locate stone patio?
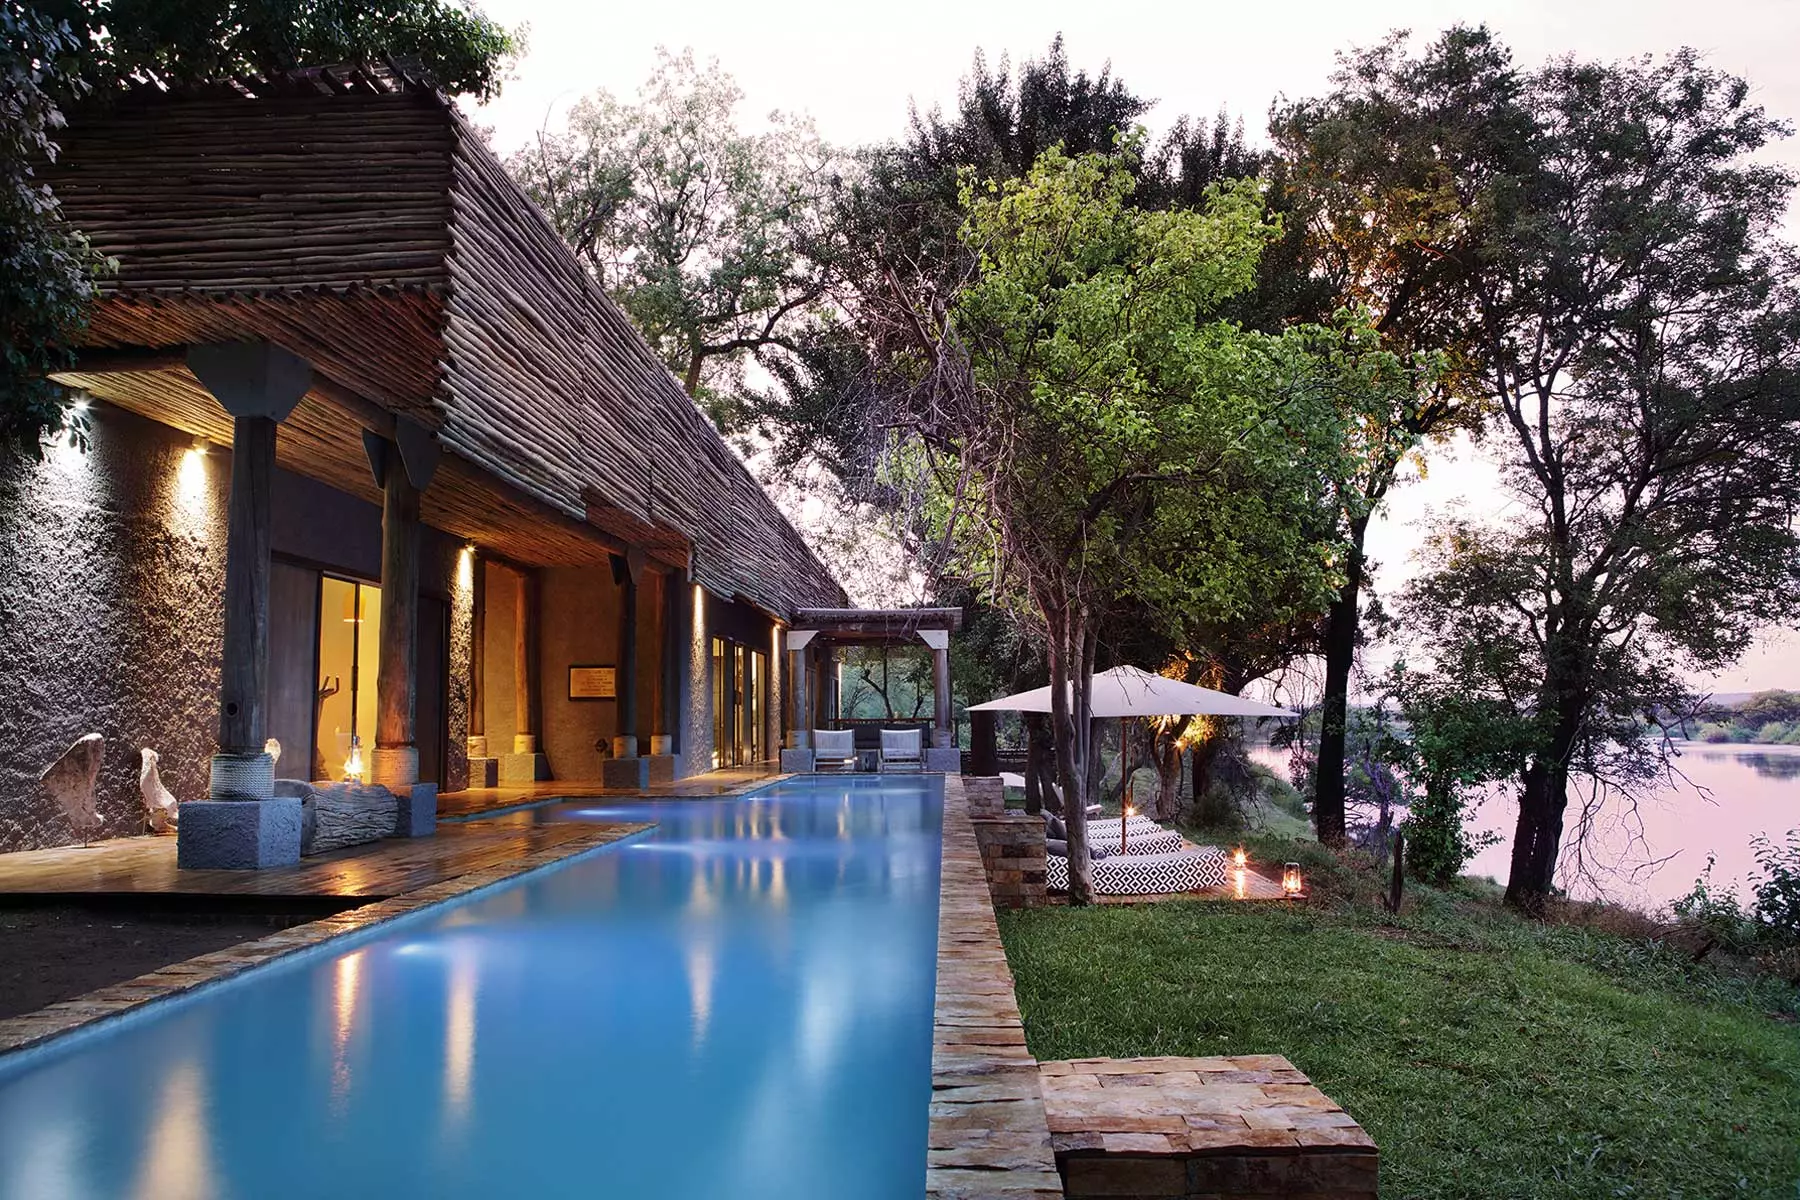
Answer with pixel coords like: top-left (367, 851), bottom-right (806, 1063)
top-left (1040, 1055), bottom-right (1377, 1199)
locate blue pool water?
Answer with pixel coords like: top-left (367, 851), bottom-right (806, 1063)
top-left (0, 776), bottom-right (945, 1199)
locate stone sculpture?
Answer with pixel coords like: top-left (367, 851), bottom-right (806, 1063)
top-left (264, 738), bottom-right (282, 768)
top-left (42, 733), bottom-right (104, 845)
top-left (139, 747), bottom-right (180, 833)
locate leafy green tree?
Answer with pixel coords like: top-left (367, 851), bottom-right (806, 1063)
top-left (1, 3), bottom-right (102, 457)
top-left (1436, 47), bottom-right (1800, 912)
top-left (37, 0), bottom-right (515, 98)
top-left (507, 49), bottom-right (836, 430)
top-left (864, 147), bottom-right (1381, 901)
top-left (1382, 663), bottom-right (1524, 884)
top-left (2, 0), bottom-right (516, 455)
top-left (1268, 26), bottom-right (1534, 845)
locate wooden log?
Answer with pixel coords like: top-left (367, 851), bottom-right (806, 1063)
top-left (303, 783), bottom-right (400, 855)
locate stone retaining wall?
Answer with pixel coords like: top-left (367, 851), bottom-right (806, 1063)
top-left (926, 774), bottom-right (1063, 1198)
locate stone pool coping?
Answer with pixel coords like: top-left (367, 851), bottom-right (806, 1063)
top-left (0, 820), bottom-right (651, 1060)
top-left (928, 774), bottom-right (1065, 1198)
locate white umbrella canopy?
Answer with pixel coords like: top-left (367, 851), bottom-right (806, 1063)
top-left (966, 665), bottom-right (1296, 719)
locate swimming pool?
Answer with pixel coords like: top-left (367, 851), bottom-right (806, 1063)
top-left (0, 775), bottom-right (945, 1198)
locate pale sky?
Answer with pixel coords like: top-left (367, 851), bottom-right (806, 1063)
top-left (472, 0), bottom-right (1800, 693)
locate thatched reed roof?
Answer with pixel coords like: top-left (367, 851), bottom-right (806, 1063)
top-left (44, 75), bottom-right (845, 616)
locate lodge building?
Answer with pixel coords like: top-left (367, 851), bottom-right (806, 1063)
top-left (0, 64), bottom-right (958, 861)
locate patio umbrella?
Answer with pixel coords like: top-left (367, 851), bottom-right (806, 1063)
top-left (967, 665), bottom-right (1296, 719)
top-left (969, 666), bottom-right (1296, 853)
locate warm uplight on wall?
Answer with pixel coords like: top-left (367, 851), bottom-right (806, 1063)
top-left (178, 445), bottom-right (208, 503)
top-left (456, 543), bottom-right (476, 593)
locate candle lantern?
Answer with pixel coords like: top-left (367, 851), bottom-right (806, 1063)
top-left (344, 735), bottom-right (365, 784)
top-left (1281, 862), bottom-right (1305, 896)
top-left (1232, 846), bottom-right (1248, 868)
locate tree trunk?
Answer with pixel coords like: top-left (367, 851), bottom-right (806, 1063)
top-left (1048, 606), bottom-right (1097, 905)
top-left (1023, 713), bottom-right (1050, 816)
top-left (1504, 693), bottom-right (1582, 913)
top-left (1150, 717), bottom-right (1191, 821)
top-left (1313, 516), bottom-right (1369, 846)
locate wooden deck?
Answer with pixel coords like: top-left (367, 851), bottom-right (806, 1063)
top-left (0, 818), bottom-right (630, 903)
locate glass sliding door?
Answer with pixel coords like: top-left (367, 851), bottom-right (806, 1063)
top-left (711, 637), bottom-right (728, 769)
top-left (317, 576), bottom-right (380, 782)
top-left (709, 636), bottom-right (770, 768)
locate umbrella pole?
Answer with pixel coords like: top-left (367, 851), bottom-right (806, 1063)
top-left (1121, 716), bottom-right (1129, 855)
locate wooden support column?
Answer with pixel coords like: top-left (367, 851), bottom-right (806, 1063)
top-left (786, 630), bottom-right (817, 748)
top-left (513, 568), bottom-right (539, 754)
top-left (363, 421), bottom-right (439, 790)
top-left (468, 558), bottom-right (487, 755)
top-left (217, 414), bottom-right (278, 755)
top-left (612, 550), bottom-right (644, 758)
top-left (185, 342), bottom-right (310, 806)
top-left (920, 629), bottom-right (953, 748)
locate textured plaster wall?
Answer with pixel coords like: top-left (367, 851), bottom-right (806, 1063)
top-left (0, 406), bottom-right (229, 851)
top-left (538, 565), bottom-right (621, 780)
top-left (0, 404), bottom-right (472, 852)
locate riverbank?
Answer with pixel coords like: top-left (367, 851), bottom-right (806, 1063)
top-left (999, 872), bottom-right (1800, 1199)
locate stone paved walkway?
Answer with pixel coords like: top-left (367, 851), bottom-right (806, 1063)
top-left (928, 775), bottom-right (1065, 1198)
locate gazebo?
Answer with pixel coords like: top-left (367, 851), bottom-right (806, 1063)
top-left (781, 607), bottom-right (964, 773)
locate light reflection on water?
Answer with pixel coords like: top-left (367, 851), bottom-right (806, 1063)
top-left (0, 777), bottom-right (944, 1199)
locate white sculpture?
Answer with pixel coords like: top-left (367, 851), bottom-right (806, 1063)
top-left (42, 733), bottom-right (104, 845)
top-left (264, 738), bottom-right (282, 767)
top-left (139, 747), bottom-right (179, 833)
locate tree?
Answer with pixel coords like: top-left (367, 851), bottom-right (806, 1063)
top-left (1382, 661), bottom-right (1526, 884)
top-left (862, 146), bottom-right (1379, 901)
top-left (1398, 44), bottom-right (1800, 910)
top-left (507, 49), bottom-right (836, 430)
top-left (2, 0), bottom-right (517, 455)
top-left (1, 3), bottom-right (102, 457)
top-left (1269, 26), bottom-right (1534, 843)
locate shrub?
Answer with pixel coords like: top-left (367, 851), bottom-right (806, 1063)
top-left (1750, 830), bottom-right (1800, 947)
top-left (1756, 721), bottom-right (1790, 743)
top-left (1400, 787), bottom-right (1501, 886)
top-left (1669, 855), bottom-right (1761, 955)
top-left (1698, 722), bottom-right (1736, 743)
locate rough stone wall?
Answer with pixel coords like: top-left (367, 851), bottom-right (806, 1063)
top-left (681, 580), bottom-right (712, 779)
top-left (972, 790), bottom-right (1048, 910)
top-left (444, 545), bottom-right (473, 793)
top-left (0, 406), bottom-right (229, 851)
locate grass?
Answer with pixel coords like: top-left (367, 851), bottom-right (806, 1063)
top-left (999, 875), bottom-right (1800, 1199)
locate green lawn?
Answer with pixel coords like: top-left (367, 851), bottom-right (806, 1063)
top-left (999, 892), bottom-right (1800, 1200)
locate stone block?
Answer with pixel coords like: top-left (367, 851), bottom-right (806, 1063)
top-left (393, 783), bottom-right (436, 838)
top-left (499, 751), bottom-right (549, 784)
top-left (602, 756), bottom-right (651, 790)
top-left (925, 747), bottom-right (963, 774)
top-left (780, 748), bottom-right (815, 773)
top-left (964, 775), bottom-right (1005, 816)
top-left (468, 756), bottom-right (499, 788)
top-left (646, 754), bottom-right (677, 785)
top-left (177, 798), bottom-right (302, 869)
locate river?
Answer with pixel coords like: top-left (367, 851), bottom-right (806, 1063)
top-left (1256, 741), bottom-right (1798, 911)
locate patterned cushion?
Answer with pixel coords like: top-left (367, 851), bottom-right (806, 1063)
top-left (1046, 847), bottom-right (1230, 896)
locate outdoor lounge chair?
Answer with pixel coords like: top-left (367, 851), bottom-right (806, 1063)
top-left (879, 728), bottom-right (924, 771)
top-left (812, 729), bottom-right (857, 772)
top-left (1046, 845), bottom-right (1230, 896)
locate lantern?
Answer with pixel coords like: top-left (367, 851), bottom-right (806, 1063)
top-left (1281, 862), bottom-right (1305, 896)
top-left (1232, 846), bottom-right (1248, 868)
top-left (344, 734), bottom-right (365, 784)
